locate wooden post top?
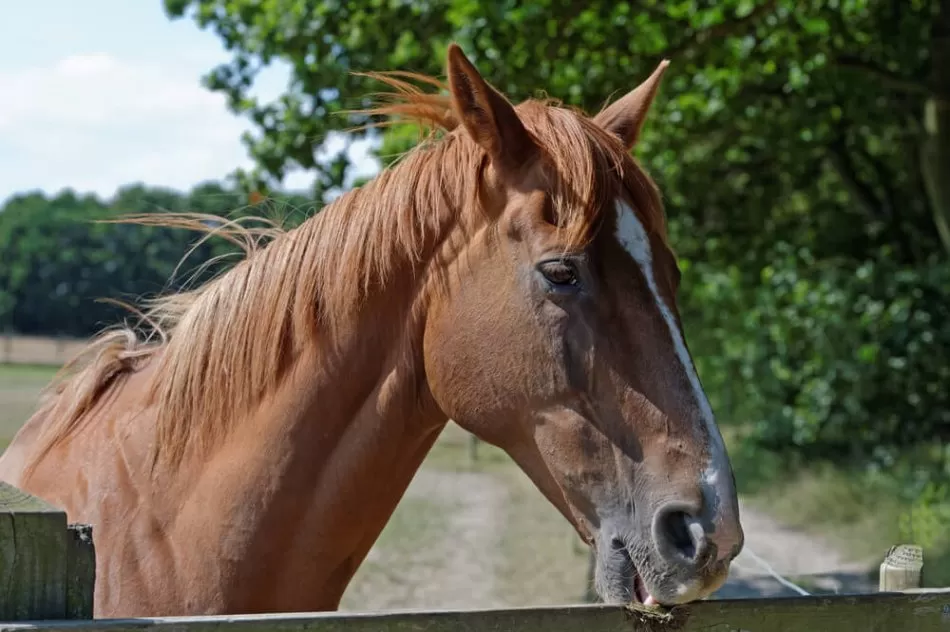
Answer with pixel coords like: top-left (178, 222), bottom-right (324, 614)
top-left (0, 482), bottom-right (64, 515)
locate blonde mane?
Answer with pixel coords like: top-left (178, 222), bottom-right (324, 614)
top-left (25, 71), bottom-right (669, 471)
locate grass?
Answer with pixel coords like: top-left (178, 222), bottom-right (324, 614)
top-left (0, 363), bottom-right (57, 451)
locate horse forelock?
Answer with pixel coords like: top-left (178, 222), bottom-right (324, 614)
top-left (24, 70), bottom-right (670, 473)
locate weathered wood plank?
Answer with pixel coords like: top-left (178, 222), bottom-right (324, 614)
top-left (3, 591), bottom-right (950, 632)
top-left (64, 525), bottom-right (95, 620)
top-left (0, 482), bottom-right (69, 621)
top-left (880, 544), bottom-right (924, 591)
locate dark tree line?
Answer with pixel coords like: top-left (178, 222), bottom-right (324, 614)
top-left (0, 182), bottom-right (315, 338)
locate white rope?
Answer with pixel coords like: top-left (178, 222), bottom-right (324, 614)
top-left (741, 547), bottom-right (812, 596)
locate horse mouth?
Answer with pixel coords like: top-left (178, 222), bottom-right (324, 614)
top-left (632, 572), bottom-right (657, 605)
top-left (614, 540), bottom-right (658, 606)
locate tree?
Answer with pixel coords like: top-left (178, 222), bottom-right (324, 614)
top-left (0, 183), bottom-right (308, 338)
top-left (163, 0), bottom-right (946, 258)
top-left (162, 0), bottom-right (950, 474)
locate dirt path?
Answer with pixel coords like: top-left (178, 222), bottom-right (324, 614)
top-left (714, 499), bottom-right (876, 599)
top-left (402, 469), bottom-right (507, 608)
top-left (339, 468), bottom-right (509, 611)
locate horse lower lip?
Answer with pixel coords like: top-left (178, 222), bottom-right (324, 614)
top-left (621, 551), bottom-right (657, 605)
top-left (633, 573), bottom-right (655, 604)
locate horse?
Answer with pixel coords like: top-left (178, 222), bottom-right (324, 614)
top-left (0, 44), bottom-right (744, 617)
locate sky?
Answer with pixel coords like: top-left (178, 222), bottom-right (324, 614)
top-left (0, 1), bottom-right (380, 202)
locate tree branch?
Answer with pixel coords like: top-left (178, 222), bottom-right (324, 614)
top-left (833, 55), bottom-right (933, 97)
top-left (855, 147), bottom-right (898, 221)
top-left (826, 137), bottom-right (885, 220)
top-left (857, 144), bottom-right (917, 261)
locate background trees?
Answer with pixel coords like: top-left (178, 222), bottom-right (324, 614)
top-left (0, 182), bottom-right (314, 337)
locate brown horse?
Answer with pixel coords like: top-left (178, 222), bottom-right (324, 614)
top-left (0, 45), bottom-right (743, 617)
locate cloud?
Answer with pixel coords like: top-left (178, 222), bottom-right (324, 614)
top-left (0, 53), bottom-right (226, 128)
top-left (0, 52), bottom-right (378, 200)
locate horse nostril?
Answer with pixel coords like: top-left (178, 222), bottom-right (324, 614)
top-left (654, 504), bottom-right (707, 564)
top-left (665, 510), bottom-right (697, 559)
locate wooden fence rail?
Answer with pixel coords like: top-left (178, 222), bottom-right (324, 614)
top-left (3, 592), bottom-right (950, 632)
top-left (3, 482), bottom-right (950, 631)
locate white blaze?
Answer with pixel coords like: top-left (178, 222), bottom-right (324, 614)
top-left (613, 199), bottom-right (731, 507)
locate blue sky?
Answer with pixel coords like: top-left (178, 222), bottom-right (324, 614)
top-left (0, 1), bottom-right (378, 201)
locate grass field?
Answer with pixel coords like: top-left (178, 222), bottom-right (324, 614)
top-left (0, 363), bottom-right (57, 452)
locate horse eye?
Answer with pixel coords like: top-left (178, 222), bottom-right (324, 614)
top-left (538, 260), bottom-right (579, 288)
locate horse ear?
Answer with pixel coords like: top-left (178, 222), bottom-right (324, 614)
top-left (445, 43), bottom-right (537, 174)
top-left (593, 60), bottom-right (670, 151)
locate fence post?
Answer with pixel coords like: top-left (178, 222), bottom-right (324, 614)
top-left (879, 544), bottom-right (923, 592)
top-left (65, 524), bottom-right (96, 619)
top-left (0, 482), bottom-right (95, 620)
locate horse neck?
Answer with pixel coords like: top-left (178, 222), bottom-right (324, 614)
top-left (150, 158), bottom-right (475, 609)
top-left (148, 141), bottom-right (476, 473)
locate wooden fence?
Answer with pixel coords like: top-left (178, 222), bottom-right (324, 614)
top-left (2, 482), bottom-right (949, 631)
top-left (1, 592), bottom-right (949, 632)
top-left (0, 335), bottom-right (87, 367)
top-left (0, 483), bottom-right (95, 621)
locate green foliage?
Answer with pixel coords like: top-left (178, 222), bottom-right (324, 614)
top-left (900, 482), bottom-right (950, 554)
top-left (685, 249), bottom-right (950, 464)
top-left (162, 0), bottom-right (942, 260)
top-left (0, 183), bottom-right (315, 338)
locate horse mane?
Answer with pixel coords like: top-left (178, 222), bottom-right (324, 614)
top-left (24, 69), bottom-right (669, 473)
